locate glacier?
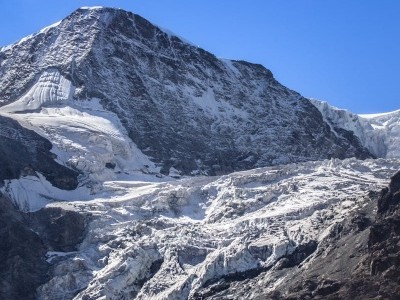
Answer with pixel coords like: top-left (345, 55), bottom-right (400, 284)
top-left (31, 158), bottom-right (400, 299)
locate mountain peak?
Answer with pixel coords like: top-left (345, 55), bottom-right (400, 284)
top-left (0, 6), bottom-right (373, 179)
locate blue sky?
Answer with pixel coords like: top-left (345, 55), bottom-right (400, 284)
top-left (1, 1), bottom-right (399, 114)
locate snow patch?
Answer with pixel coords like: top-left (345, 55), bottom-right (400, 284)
top-left (1, 173), bottom-right (91, 212)
top-left (155, 25), bottom-right (198, 47)
top-left (39, 20), bottom-right (62, 34)
top-left (221, 59), bottom-right (241, 76)
top-left (359, 109), bottom-right (400, 119)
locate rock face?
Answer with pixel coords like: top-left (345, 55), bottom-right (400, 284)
top-left (0, 195), bottom-right (87, 300)
top-left (29, 207), bottom-right (87, 252)
top-left (0, 196), bottom-right (48, 300)
top-left (367, 171), bottom-right (400, 295)
top-left (0, 7), bottom-right (372, 177)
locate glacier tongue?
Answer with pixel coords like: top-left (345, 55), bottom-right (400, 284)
top-left (31, 158), bottom-right (400, 299)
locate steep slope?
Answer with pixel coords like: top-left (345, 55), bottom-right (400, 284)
top-left (0, 7), bottom-right (372, 180)
top-left (311, 99), bottom-right (400, 159)
top-left (1, 6), bottom-right (398, 300)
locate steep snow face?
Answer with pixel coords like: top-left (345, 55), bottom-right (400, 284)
top-left (32, 158), bottom-right (400, 299)
top-left (311, 99), bottom-right (400, 158)
top-left (0, 7), bottom-right (372, 176)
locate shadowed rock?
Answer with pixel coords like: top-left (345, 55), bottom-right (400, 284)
top-left (0, 197), bottom-right (88, 299)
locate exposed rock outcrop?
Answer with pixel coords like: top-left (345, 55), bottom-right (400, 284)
top-left (0, 196), bottom-right (48, 300)
top-left (0, 196), bottom-right (87, 300)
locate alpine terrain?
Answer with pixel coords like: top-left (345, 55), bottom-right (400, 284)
top-left (0, 6), bottom-right (399, 300)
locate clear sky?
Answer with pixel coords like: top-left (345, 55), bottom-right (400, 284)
top-left (1, 1), bottom-right (399, 114)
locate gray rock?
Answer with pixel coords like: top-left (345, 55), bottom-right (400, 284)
top-left (0, 196), bottom-right (48, 300)
top-left (28, 207), bottom-right (87, 252)
top-left (0, 196), bottom-right (88, 300)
